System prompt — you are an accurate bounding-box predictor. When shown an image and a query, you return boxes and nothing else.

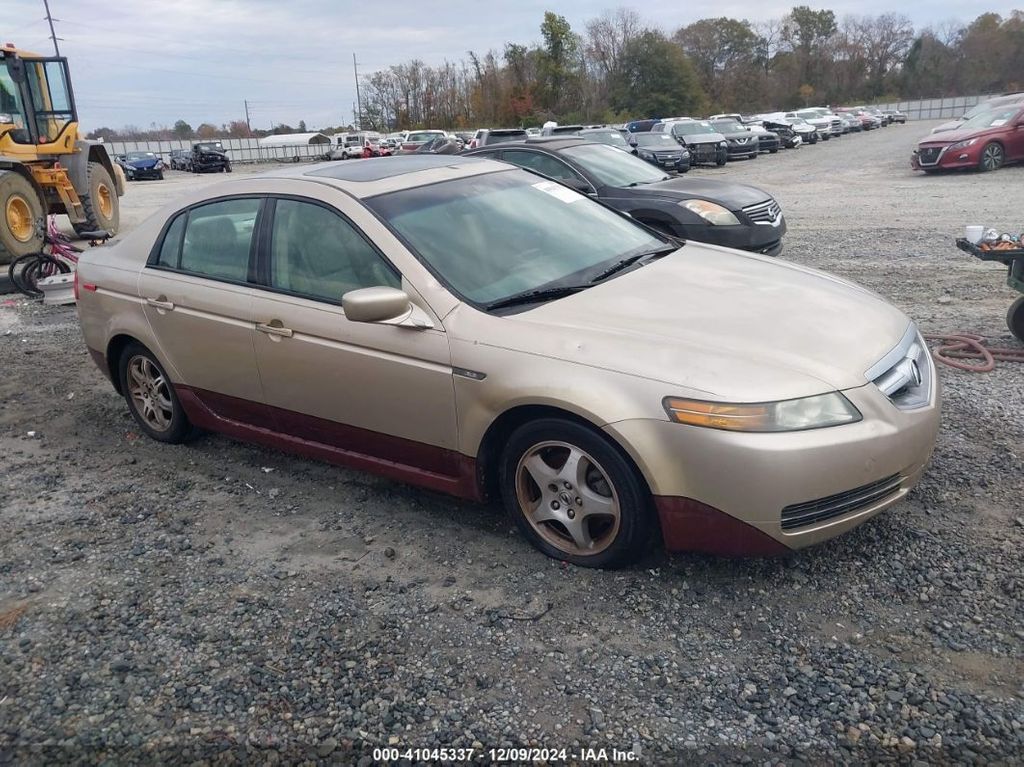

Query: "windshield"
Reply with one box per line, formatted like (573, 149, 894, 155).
(407, 131, 445, 142)
(795, 111, 821, 121)
(633, 133, 680, 148)
(711, 119, 744, 133)
(561, 143, 667, 187)
(579, 131, 629, 148)
(671, 121, 714, 136)
(366, 169, 667, 306)
(127, 152, 156, 160)
(961, 107, 1021, 129)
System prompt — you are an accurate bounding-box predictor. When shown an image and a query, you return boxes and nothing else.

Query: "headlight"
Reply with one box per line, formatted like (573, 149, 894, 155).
(663, 392, 862, 432)
(638, 150, 654, 158)
(718, 141, 727, 148)
(948, 138, 978, 150)
(679, 200, 740, 226)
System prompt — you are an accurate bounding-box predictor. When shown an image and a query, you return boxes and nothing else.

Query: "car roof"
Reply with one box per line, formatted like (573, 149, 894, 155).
(249, 155, 514, 198)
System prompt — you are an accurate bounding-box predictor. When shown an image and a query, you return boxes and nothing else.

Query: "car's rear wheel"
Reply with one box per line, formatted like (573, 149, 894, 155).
(978, 142, 1004, 172)
(1007, 297, 1024, 343)
(119, 342, 193, 443)
(499, 418, 652, 568)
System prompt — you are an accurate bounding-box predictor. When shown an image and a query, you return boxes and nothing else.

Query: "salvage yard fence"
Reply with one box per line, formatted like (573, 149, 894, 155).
(97, 137, 331, 166)
(868, 93, 1003, 121)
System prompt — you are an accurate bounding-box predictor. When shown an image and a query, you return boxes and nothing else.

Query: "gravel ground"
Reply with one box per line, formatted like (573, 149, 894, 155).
(1, 123, 1023, 765)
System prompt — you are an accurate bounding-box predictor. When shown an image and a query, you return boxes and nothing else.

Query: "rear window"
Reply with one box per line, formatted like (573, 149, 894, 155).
(487, 130, 527, 143)
(407, 131, 444, 142)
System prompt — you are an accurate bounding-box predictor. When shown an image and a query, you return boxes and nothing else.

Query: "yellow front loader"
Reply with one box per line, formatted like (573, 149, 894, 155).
(0, 43, 123, 264)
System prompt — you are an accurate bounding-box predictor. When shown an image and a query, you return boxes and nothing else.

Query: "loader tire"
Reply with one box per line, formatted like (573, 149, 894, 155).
(72, 162, 119, 238)
(0, 170, 45, 266)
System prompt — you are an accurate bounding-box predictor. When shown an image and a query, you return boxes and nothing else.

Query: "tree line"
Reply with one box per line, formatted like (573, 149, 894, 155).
(88, 7, 1023, 139)
(359, 7, 1024, 130)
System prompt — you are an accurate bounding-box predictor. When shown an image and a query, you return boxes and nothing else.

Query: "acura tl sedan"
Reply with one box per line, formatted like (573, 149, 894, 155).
(465, 138, 786, 256)
(76, 156, 940, 568)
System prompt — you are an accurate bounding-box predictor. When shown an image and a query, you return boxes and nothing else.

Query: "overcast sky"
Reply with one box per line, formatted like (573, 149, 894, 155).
(6, 0, 1016, 131)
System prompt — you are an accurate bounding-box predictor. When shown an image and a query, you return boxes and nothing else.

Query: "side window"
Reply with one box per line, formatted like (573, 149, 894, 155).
(502, 150, 584, 184)
(269, 199, 399, 302)
(176, 198, 261, 282)
(156, 213, 186, 268)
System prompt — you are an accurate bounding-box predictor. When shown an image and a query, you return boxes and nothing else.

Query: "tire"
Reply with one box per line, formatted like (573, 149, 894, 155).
(1008, 297, 1024, 343)
(978, 142, 1004, 172)
(118, 342, 194, 444)
(499, 418, 653, 568)
(8, 252, 43, 296)
(0, 170, 45, 266)
(157, 170, 164, 181)
(769, 147, 778, 154)
(225, 162, 232, 173)
(716, 153, 727, 167)
(73, 162, 119, 238)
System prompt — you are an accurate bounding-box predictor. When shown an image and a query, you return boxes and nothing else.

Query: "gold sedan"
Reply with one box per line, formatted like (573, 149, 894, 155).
(76, 156, 940, 567)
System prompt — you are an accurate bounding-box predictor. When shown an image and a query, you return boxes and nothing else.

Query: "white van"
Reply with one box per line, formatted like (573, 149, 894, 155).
(332, 131, 383, 159)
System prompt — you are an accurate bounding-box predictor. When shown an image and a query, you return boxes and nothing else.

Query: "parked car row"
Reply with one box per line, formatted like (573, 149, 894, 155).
(115, 141, 232, 181)
(912, 93, 1024, 174)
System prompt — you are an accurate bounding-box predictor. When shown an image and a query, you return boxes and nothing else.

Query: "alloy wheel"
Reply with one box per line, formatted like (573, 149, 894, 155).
(980, 143, 1003, 172)
(514, 440, 621, 556)
(127, 355, 174, 432)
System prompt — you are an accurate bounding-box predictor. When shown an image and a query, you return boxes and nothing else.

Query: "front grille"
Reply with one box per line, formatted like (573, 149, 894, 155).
(781, 474, 902, 530)
(917, 147, 942, 166)
(692, 144, 716, 162)
(742, 199, 782, 225)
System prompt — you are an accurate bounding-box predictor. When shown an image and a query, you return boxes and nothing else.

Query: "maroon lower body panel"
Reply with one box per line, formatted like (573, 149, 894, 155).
(175, 385, 481, 501)
(654, 496, 790, 556)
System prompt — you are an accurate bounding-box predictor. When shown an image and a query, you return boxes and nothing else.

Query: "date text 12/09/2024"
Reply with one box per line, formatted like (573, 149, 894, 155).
(373, 746, 641, 763)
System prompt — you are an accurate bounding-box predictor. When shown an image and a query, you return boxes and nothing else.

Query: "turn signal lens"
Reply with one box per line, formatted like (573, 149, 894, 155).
(663, 392, 862, 432)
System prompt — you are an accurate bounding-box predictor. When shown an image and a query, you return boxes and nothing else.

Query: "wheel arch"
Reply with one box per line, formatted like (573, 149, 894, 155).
(474, 403, 656, 508)
(0, 163, 48, 212)
(68, 141, 125, 196)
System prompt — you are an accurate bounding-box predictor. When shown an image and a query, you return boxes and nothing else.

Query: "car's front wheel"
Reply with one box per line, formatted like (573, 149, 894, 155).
(499, 418, 652, 568)
(1007, 297, 1024, 342)
(119, 342, 194, 443)
(978, 142, 1004, 172)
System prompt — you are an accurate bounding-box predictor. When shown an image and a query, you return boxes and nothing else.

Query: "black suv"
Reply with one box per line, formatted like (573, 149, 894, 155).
(191, 141, 232, 173)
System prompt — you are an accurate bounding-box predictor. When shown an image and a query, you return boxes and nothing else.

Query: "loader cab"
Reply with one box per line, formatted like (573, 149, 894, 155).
(0, 47, 77, 146)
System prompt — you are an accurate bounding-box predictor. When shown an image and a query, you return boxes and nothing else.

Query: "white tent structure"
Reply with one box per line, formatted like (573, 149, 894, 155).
(258, 132, 330, 146)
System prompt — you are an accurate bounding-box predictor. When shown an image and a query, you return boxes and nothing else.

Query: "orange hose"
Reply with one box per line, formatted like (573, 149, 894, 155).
(923, 332, 1024, 372)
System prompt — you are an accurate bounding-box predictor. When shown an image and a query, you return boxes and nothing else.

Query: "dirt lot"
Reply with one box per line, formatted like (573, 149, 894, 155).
(1, 125, 1023, 764)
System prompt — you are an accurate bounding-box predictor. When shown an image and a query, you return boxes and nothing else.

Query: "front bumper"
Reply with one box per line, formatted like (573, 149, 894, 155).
(128, 166, 162, 179)
(604, 370, 940, 555)
(725, 142, 758, 158)
(672, 216, 785, 256)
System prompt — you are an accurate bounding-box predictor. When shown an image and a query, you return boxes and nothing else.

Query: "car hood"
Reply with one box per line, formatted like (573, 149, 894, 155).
(675, 132, 725, 145)
(716, 129, 757, 141)
(918, 126, 996, 146)
(461, 243, 909, 401)
(624, 176, 773, 209)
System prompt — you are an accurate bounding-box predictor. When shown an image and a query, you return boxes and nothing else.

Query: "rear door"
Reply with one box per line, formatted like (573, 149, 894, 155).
(138, 196, 265, 421)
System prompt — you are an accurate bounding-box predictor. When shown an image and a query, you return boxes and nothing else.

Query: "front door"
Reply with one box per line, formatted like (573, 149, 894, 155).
(249, 195, 459, 478)
(139, 196, 264, 422)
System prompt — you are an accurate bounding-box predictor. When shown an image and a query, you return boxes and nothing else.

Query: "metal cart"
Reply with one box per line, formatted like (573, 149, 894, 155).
(956, 238, 1024, 342)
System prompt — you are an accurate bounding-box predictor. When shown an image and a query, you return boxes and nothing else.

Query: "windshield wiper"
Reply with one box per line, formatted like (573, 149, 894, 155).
(591, 244, 678, 282)
(485, 284, 590, 311)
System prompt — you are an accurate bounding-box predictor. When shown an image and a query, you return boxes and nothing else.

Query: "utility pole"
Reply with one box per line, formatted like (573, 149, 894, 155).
(42, 0, 61, 56)
(353, 53, 362, 130)
(244, 100, 252, 136)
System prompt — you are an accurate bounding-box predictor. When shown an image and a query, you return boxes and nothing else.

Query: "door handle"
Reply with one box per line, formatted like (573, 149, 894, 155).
(256, 321, 293, 338)
(146, 296, 174, 310)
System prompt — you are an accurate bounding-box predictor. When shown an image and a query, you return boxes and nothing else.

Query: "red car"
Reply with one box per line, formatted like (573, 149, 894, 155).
(913, 105, 1024, 173)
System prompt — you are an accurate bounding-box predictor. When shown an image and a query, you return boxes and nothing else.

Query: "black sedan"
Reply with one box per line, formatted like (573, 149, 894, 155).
(628, 132, 691, 173)
(464, 138, 786, 256)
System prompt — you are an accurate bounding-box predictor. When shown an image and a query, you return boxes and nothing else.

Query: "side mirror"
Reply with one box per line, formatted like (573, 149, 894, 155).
(342, 286, 434, 329)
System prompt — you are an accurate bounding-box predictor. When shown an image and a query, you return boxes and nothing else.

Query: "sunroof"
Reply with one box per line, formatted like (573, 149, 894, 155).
(306, 155, 486, 182)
